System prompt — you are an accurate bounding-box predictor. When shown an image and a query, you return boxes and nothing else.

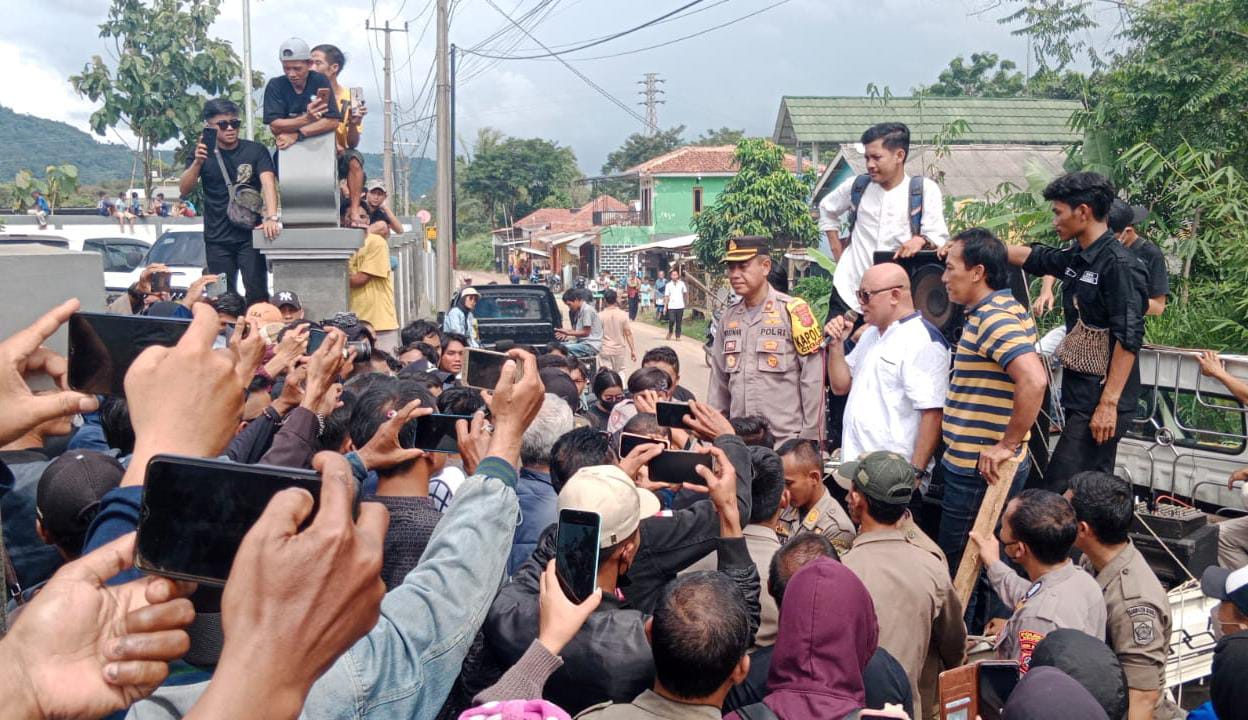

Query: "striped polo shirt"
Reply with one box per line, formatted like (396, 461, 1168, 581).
(941, 289, 1038, 472)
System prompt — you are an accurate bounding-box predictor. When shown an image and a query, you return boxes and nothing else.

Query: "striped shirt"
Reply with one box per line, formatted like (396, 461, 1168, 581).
(942, 289, 1038, 472)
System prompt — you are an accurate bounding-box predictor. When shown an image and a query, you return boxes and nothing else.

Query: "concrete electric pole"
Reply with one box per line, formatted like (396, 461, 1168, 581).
(367, 19, 408, 200)
(241, 0, 254, 140)
(435, 0, 453, 307)
(638, 73, 665, 137)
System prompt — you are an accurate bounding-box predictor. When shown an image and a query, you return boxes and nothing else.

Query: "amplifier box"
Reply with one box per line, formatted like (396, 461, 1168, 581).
(1129, 523, 1218, 588)
(1132, 503, 1209, 540)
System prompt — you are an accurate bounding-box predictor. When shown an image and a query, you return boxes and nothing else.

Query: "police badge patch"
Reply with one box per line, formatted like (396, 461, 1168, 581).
(1132, 620, 1155, 645)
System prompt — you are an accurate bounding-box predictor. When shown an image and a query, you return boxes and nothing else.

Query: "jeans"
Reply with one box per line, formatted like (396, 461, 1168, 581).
(564, 342, 599, 358)
(205, 236, 269, 305)
(1043, 408, 1133, 493)
(667, 308, 685, 338)
(936, 459, 1030, 633)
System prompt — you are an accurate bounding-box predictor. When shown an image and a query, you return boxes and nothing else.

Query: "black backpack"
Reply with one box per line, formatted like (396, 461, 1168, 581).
(845, 173, 925, 243)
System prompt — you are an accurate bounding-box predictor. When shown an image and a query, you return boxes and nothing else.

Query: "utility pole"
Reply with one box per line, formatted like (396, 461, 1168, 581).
(241, 0, 254, 140)
(367, 19, 408, 199)
(637, 73, 665, 136)
(435, 0, 453, 307)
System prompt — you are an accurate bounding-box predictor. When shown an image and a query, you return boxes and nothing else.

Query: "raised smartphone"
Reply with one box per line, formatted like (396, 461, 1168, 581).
(135, 455, 332, 586)
(655, 401, 691, 429)
(399, 413, 473, 453)
(648, 450, 713, 485)
(556, 509, 601, 603)
(200, 126, 217, 155)
(618, 432, 667, 459)
(67, 312, 191, 395)
(463, 348, 509, 390)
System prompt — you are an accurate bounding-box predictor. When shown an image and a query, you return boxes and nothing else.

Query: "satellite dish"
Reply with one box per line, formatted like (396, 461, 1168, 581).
(416, 209, 432, 224)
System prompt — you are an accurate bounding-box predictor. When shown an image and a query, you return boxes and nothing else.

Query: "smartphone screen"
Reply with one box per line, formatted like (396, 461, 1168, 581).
(316, 87, 330, 103)
(68, 312, 191, 396)
(136, 455, 325, 586)
(977, 662, 1019, 720)
(350, 86, 364, 109)
(618, 432, 666, 459)
(150, 271, 173, 294)
(648, 450, 713, 485)
(400, 413, 472, 453)
(203, 276, 226, 299)
(305, 328, 328, 355)
(655, 401, 691, 429)
(464, 348, 509, 390)
(201, 126, 218, 155)
(556, 509, 600, 603)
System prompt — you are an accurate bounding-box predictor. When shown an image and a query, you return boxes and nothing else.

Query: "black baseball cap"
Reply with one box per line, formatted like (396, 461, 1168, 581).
(37, 451, 124, 548)
(273, 290, 302, 310)
(1203, 565, 1248, 616)
(1108, 199, 1149, 234)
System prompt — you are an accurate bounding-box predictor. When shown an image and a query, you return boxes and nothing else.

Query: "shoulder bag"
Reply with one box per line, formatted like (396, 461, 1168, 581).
(214, 148, 265, 230)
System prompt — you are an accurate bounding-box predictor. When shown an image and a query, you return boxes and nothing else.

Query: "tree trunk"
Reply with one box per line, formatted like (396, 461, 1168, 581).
(142, 136, 155, 200)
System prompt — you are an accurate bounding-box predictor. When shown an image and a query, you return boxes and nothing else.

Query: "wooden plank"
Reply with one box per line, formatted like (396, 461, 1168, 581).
(953, 457, 1022, 608)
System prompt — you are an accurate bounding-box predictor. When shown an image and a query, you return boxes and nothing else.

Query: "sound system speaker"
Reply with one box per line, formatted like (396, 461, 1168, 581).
(1129, 523, 1218, 588)
(871, 250, 1031, 347)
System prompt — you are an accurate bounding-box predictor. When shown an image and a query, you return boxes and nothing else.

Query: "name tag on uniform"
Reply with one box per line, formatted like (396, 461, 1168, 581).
(763, 340, 778, 351)
(724, 340, 738, 353)
(1079, 270, 1100, 285)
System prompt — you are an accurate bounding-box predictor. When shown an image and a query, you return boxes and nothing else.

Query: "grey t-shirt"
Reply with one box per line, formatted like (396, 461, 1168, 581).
(576, 304, 604, 351)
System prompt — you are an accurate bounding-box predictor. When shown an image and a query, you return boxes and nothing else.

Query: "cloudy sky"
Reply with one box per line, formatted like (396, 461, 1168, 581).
(2, 0, 1123, 173)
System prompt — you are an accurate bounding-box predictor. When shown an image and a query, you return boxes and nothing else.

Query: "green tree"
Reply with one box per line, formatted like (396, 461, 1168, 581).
(694, 127, 746, 146)
(599, 125, 685, 202)
(460, 133, 581, 227)
(12, 165, 80, 211)
(693, 139, 818, 267)
(69, 0, 253, 197)
(922, 52, 1026, 97)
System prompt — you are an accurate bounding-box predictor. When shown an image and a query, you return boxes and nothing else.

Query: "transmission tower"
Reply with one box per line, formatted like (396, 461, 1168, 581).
(637, 73, 665, 136)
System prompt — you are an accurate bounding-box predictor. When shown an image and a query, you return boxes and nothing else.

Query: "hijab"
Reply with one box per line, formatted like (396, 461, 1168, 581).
(1004, 666, 1108, 720)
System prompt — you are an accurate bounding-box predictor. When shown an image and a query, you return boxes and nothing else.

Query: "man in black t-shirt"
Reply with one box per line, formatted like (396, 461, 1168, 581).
(1108, 199, 1168, 317)
(364, 180, 403, 234)
(179, 98, 281, 304)
(262, 38, 341, 152)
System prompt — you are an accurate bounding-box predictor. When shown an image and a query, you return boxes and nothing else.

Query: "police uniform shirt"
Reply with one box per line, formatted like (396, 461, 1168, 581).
(844, 526, 967, 720)
(708, 285, 824, 442)
(987, 560, 1106, 671)
(1079, 543, 1172, 696)
(777, 488, 856, 555)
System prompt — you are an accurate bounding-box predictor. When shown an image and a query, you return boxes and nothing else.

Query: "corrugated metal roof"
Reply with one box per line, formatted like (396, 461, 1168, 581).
(773, 96, 1083, 146)
(823, 143, 1070, 199)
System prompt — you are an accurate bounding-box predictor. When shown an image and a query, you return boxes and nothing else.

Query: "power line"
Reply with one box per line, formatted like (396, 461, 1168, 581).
(501, 0, 732, 54)
(549, 0, 793, 61)
(464, 0, 709, 60)
(479, 0, 650, 127)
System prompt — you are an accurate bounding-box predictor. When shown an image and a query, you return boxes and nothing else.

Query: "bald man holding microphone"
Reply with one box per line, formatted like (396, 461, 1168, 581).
(825, 263, 951, 487)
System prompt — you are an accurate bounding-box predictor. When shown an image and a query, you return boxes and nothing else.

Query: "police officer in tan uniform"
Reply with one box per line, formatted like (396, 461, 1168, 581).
(840, 451, 967, 720)
(775, 437, 855, 554)
(969, 489, 1106, 671)
(1068, 472, 1178, 720)
(708, 235, 825, 443)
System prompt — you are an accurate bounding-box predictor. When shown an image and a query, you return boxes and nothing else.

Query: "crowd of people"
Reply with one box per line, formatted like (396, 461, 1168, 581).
(4, 108, 1248, 720)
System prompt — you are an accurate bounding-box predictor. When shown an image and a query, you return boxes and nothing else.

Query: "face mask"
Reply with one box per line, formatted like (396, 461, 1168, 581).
(601, 396, 622, 409)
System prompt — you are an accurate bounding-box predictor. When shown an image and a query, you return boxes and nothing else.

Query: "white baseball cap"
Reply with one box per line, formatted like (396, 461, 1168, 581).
(557, 465, 660, 547)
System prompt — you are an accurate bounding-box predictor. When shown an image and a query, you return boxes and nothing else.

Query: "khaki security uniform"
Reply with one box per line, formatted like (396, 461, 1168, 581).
(987, 561, 1106, 670)
(844, 526, 967, 720)
(777, 488, 856, 555)
(1081, 543, 1179, 720)
(708, 286, 825, 442)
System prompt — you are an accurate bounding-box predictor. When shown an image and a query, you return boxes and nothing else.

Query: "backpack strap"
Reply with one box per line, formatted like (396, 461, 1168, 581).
(845, 174, 873, 244)
(908, 175, 925, 238)
(736, 702, 781, 720)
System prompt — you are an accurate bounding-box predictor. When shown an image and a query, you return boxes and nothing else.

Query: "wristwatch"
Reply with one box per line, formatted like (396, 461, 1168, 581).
(913, 465, 931, 482)
(265, 214, 281, 222)
(295, 129, 306, 141)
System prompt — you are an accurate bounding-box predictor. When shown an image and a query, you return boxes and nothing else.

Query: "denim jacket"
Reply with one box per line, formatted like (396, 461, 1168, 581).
(121, 456, 520, 720)
(443, 306, 480, 348)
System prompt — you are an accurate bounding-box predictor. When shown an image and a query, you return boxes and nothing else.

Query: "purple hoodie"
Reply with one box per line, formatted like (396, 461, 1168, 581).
(727, 557, 879, 720)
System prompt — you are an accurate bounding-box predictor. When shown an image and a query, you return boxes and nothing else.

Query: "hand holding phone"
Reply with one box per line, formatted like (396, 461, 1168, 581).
(538, 558, 602, 655)
(68, 312, 191, 396)
(655, 401, 691, 429)
(463, 348, 510, 390)
(648, 449, 713, 486)
(149, 271, 173, 294)
(399, 413, 473, 453)
(200, 126, 217, 157)
(556, 509, 601, 604)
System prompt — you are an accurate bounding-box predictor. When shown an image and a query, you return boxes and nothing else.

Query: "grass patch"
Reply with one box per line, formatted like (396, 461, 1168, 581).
(638, 311, 710, 343)
(455, 233, 494, 271)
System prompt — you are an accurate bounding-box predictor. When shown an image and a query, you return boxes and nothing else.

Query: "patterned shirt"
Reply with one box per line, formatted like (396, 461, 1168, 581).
(941, 289, 1038, 472)
(369, 495, 443, 590)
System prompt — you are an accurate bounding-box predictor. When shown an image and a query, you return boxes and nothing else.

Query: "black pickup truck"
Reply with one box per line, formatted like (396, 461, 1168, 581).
(449, 284, 563, 349)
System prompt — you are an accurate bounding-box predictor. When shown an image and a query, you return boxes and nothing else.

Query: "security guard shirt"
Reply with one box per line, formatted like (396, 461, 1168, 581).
(987, 560, 1106, 671)
(1080, 543, 1177, 719)
(777, 488, 855, 555)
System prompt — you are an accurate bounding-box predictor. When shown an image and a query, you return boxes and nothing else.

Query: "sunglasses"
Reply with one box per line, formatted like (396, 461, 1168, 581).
(212, 119, 243, 130)
(855, 285, 903, 305)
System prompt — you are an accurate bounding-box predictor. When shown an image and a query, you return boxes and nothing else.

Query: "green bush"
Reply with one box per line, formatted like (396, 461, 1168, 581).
(455, 234, 494, 272)
(792, 275, 832, 323)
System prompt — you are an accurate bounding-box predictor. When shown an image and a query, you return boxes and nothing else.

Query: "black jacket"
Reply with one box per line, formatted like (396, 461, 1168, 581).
(483, 519, 761, 714)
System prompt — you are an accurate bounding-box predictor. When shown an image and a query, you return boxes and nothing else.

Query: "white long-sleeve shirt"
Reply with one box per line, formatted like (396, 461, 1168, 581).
(818, 175, 950, 312)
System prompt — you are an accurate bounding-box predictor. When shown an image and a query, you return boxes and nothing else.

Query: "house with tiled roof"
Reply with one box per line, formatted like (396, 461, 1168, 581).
(491, 195, 632, 278)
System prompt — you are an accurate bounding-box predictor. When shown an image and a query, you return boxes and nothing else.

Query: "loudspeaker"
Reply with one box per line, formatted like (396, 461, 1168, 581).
(872, 251, 1031, 346)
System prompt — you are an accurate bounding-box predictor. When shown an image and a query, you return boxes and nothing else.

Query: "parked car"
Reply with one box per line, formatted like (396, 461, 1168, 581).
(0, 232, 151, 302)
(447, 284, 563, 349)
(127, 229, 271, 296)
